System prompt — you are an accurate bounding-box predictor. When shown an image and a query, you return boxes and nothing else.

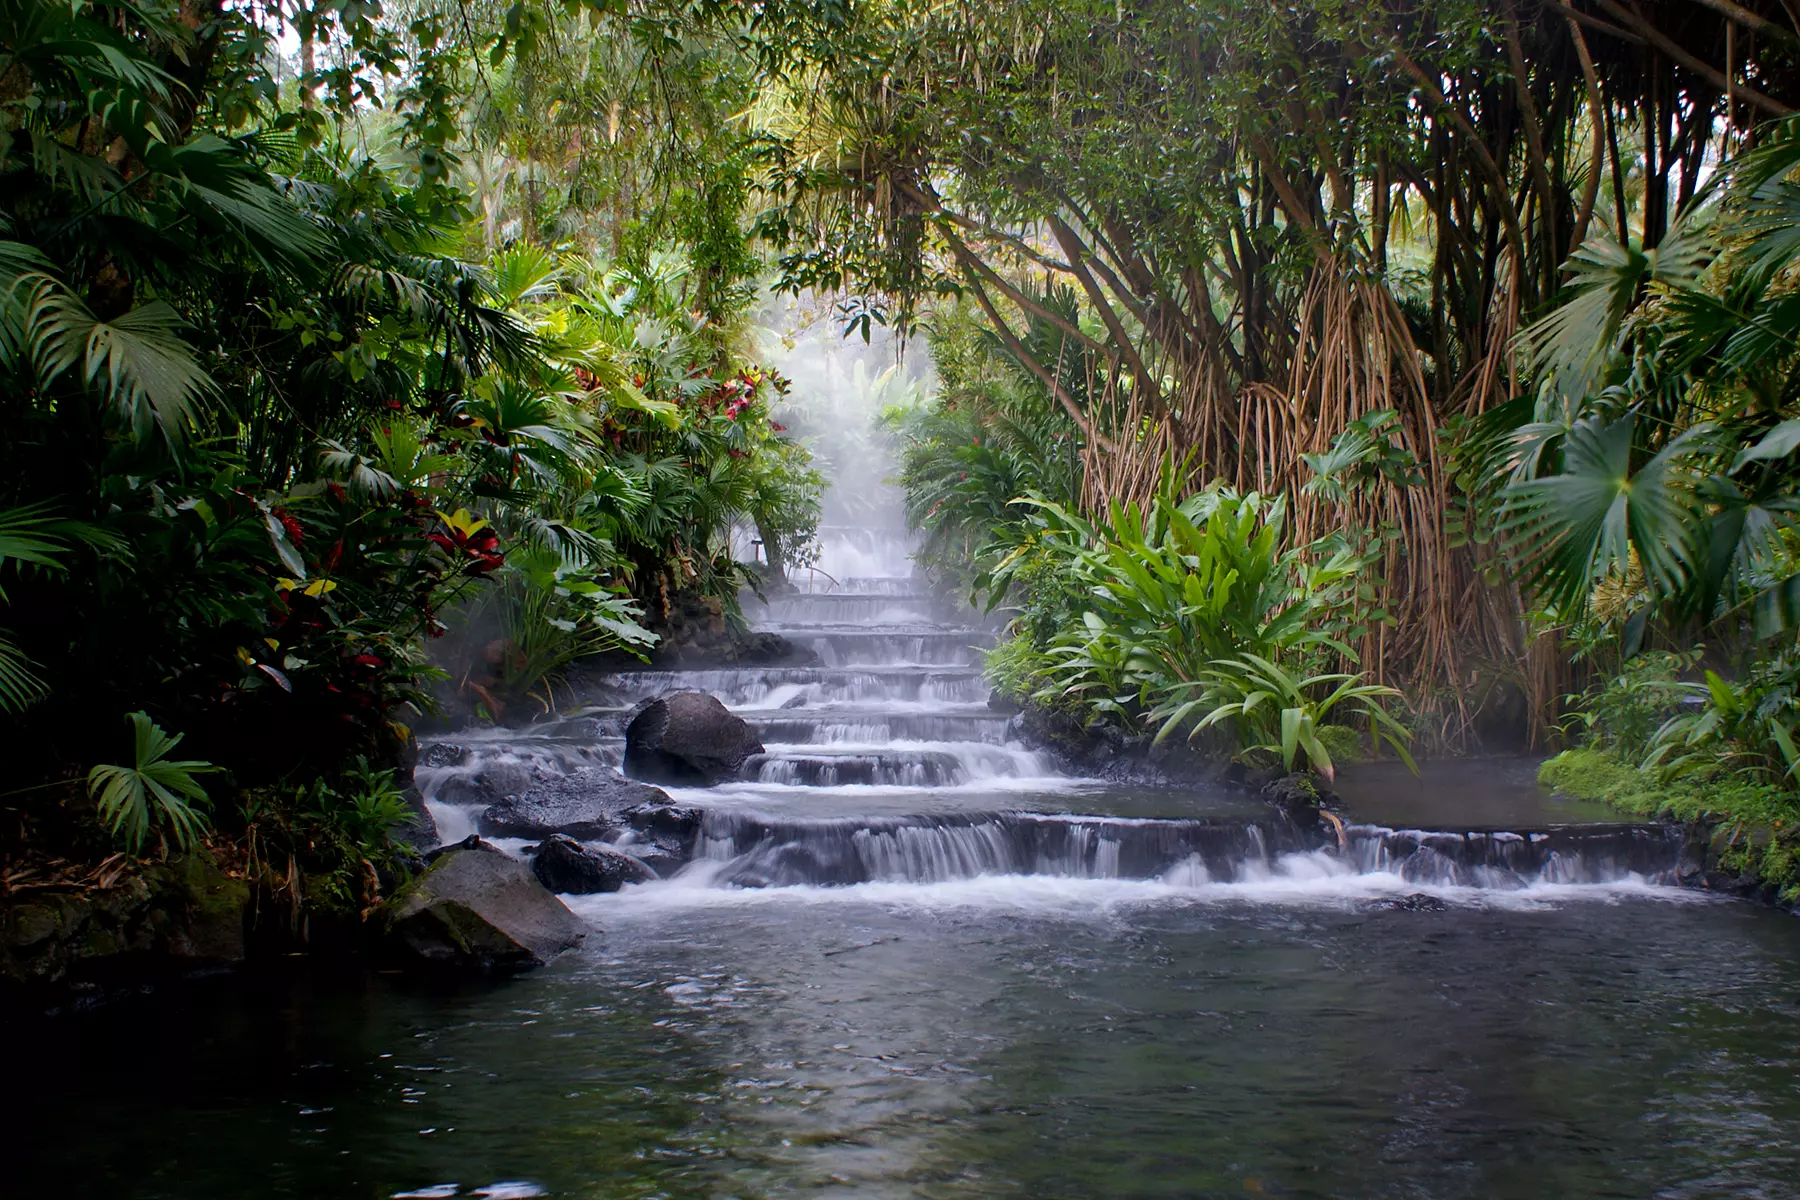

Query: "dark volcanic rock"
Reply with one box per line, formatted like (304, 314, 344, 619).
(1367, 892, 1451, 913)
(1008, 699, 1224, 786)
(433, 759, 534, 808)
(620, 802, 704, 873)
(421, 742, 470, 768)
(479, 768, 671, 840)
(624, 691, 764, 785)
(531, 834, 658, 894)
(375, 840, 586, 974)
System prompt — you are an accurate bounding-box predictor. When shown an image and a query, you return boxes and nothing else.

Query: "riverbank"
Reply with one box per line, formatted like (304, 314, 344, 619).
(1540, 748, 1800, 904)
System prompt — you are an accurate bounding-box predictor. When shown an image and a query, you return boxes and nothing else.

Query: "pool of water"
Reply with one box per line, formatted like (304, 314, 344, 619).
(17, 531, 1800, 1199)
(12, 882, 1800, 1199)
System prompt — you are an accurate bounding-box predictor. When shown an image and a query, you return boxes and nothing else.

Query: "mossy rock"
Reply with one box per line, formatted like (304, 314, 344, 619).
(374, 839, 586, 975)
(1, 850, 249, 990)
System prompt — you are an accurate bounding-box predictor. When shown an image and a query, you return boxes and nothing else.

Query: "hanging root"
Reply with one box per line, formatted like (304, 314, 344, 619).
(1318, 807, 1348, 850)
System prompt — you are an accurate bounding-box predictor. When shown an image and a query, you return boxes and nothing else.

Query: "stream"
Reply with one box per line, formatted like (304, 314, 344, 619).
(15, 528, 1800, 1198)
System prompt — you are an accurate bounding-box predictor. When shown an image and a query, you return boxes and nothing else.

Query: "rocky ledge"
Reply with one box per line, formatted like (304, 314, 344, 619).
(1002, 697, 1230, 787)
(1, 852, 249, 1008)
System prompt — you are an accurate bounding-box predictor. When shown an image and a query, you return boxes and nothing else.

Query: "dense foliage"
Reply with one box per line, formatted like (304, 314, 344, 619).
(755, 0, 1800, 745)
(856, 1, 1800, 875)
(0, 0, 819, 909)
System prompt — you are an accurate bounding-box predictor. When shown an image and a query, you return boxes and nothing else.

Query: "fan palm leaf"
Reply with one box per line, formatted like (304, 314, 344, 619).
(1502, 413, 1714, 615)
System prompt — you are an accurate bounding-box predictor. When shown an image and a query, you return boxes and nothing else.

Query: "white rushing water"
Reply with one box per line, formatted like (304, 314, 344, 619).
(418, 519, 1699, 912)
(418, 313, 1698, 912)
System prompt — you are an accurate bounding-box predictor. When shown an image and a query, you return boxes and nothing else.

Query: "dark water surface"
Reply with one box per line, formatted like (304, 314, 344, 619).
(13, 886, 1800, 1199)
(20, 539, 1800, 1199)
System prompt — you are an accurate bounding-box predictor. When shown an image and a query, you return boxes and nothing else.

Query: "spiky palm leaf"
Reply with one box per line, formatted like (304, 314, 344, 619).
(1, 241, 214, 443)
(86, 712, 215, 853)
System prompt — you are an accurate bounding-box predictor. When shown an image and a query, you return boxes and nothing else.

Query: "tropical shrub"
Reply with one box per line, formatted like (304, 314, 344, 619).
(1500, 118, 1800, 643)
(1647, 658, 1800, 790)
(1150, 655, 1416, 783)
(87, 714, 216, 854)
(976, 464, 1412, 774)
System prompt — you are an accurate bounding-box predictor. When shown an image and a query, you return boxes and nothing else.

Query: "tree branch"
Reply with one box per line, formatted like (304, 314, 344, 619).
(942, 230, 1116, 453)
(1560, 0, 1608, 253)
(1047, 213, 1170, 422)
(1593, 0, 1792, 116)
(1684, 0, 1800, 46)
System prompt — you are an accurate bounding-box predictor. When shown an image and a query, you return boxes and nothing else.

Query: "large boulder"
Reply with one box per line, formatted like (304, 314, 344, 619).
(531, 835, 658, 894)
(375, 838, 586, 974)
(623, 691, 763, 785)
(480, 768, 671, 840)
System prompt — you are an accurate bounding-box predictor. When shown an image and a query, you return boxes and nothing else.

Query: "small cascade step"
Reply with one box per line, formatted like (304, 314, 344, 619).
(772, 628, 986, 667)
(1343, 823, 1691, 886)
(748, 742, 1047, 787)
(757, 593, 943, 624)
(696, 810, 1311, 887)
(788, 575, 922, 595)
(748, 709, 1015, 745)
(692, 810, 1693, 889)
(599, 666, 990, 708)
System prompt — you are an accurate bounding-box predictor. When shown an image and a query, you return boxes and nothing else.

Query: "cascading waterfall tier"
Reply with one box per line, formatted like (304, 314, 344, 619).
(420, 525, 1695, 904)
(690, 809, 1692, 890)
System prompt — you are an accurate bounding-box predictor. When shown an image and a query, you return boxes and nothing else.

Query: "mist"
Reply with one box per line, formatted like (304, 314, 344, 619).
(753, 294, 936, 583)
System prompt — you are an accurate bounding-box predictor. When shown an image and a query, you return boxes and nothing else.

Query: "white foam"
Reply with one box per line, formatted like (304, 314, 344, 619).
(565, 855, 1710, 922)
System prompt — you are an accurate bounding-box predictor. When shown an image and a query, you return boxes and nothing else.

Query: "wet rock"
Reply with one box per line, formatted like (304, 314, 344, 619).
(433, 758, 534, 808)
(421, 742, 469, 768)
(1367, 892, 1450, 913)
(531, 835, 658, 894)
(391, 783, 439, 852)
(986, 690, 1023, 715)
(479, 767, 671, 840)
(374, 840, 585, 974)
(624, 691, 764, 785)
(1007, 699, 1225, 786)
(621, 802, 704, 872)
(1259, 771, 1344, 824)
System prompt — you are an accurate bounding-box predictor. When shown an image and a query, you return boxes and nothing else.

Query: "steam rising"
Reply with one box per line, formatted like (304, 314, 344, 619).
(758, 295, 934, 583)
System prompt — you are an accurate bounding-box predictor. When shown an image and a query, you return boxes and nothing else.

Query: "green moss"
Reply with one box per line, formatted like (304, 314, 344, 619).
(160, 852, 250, 920)
(1315, 724, 1366, 769)
(1541, 747, 1800, 898)
(1539, 748, 1670, 814)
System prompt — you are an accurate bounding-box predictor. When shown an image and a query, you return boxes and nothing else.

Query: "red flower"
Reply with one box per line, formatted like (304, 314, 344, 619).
(327, 482, 346, 503)
(770, 422, 786, 432)
(272, 507, 304, 546)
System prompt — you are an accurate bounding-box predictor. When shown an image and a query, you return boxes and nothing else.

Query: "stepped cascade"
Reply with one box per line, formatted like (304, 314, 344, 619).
(420, 524, 1695, 898)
